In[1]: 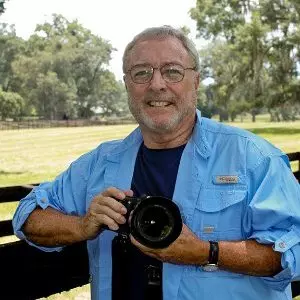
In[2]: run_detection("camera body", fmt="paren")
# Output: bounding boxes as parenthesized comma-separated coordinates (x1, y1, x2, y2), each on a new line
(112, 195, 182, 248)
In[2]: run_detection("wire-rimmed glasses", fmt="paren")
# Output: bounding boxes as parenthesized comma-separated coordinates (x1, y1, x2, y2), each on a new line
(126, 63, 195, 84)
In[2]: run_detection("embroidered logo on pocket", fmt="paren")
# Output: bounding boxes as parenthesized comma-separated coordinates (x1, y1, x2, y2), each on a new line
(215, 175, 239, 184)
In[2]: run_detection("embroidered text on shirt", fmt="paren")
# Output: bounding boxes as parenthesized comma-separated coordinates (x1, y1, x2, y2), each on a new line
(215, 175, 239, 184)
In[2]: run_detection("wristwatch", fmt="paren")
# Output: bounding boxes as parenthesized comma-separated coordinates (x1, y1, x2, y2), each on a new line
(202, 241, 219, 272)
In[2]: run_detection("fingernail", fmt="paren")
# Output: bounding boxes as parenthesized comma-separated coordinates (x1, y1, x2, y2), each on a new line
(112, 224, 119, 231)
(118, 193, 125, 199)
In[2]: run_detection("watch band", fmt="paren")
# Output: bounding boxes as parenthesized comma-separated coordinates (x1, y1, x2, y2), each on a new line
(208, 241, 219, 265)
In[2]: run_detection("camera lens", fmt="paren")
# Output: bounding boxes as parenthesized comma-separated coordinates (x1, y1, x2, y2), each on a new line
(138, 205, 173, 240)
(130, 196, 182, 248)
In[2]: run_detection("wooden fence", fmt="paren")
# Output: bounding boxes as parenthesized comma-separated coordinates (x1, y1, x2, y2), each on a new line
(0, 152, 299, 299)
(0, 118, 135, 130)
(0, 183, 89, 299)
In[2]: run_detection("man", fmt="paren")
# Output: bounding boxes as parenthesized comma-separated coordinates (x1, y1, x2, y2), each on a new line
(13, 26, 300, 300)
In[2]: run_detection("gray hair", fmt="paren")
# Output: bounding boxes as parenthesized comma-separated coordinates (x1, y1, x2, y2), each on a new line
(122, 25, 200, 73)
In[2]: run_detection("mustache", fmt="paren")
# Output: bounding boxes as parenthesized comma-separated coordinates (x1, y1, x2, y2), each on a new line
(144, 92, 176, 103)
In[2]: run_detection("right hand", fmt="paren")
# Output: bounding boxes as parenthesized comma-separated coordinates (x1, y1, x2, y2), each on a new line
(80, 187, 133, 240)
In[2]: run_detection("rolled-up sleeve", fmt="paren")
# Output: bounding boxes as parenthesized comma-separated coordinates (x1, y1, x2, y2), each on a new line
(12, 181, 65, 252)
(12, 149, 97, 252)
(244, 154, 300, 291)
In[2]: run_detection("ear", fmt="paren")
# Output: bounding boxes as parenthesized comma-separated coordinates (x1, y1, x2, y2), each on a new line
(123, 75, 128, 91)
(194, 72, 200, 90)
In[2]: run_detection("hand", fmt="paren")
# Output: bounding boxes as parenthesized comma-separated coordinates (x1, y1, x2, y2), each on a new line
(130, 224, 209, 265)
(81, 187, 133, 240)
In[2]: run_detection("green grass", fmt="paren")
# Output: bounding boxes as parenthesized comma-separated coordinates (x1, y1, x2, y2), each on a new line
(0, 124, 137, 187)
(1, 120, 300, 299)
(1, 121, 300, 188)
(228, 121, 300, 154)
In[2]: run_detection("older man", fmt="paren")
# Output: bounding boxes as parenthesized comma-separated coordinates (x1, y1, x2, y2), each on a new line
(13, 26, 300, 300)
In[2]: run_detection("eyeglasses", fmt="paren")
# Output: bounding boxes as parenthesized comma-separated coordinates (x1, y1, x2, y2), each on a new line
(126, 63, 195, 84)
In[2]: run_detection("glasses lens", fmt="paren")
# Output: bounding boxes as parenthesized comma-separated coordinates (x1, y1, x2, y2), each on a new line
(161, 64, 184, 83)
(130, 65, 153, 83)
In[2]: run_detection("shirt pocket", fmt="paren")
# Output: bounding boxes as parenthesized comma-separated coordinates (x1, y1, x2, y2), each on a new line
(193, 186, 247, 240)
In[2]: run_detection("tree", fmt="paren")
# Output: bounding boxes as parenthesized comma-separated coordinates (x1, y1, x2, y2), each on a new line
(95, 71, 129, 117)
(0, 88, 24, 119)
(190, 0, 249, 42)
(0, 23, 25, 92)
(6, 14, 128, 119)
(190, 0, 300, 121)
(0, 0, 7, 15)
(29, 72, 77, 119)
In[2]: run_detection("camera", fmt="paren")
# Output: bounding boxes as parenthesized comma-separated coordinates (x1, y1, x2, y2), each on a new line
(106, 195, 183, 248)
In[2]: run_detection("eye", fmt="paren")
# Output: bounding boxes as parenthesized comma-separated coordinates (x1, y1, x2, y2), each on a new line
(162, 65, 184, 81)
(133, 69, 151, 78)
(130, 66, 153, 83)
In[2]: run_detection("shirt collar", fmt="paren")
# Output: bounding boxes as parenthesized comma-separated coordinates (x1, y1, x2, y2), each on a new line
(192, 109, 212, 159)
(107, 109, 211, 159)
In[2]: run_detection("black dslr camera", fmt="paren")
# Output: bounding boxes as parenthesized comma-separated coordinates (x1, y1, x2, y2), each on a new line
(107, 195, 182, 248)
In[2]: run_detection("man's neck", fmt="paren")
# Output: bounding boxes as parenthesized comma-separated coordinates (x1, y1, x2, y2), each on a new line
(141, 122, 194, 149)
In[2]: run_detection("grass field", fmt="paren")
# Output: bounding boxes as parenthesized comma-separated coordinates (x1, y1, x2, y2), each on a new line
(1, 120, 300, 189)
(1, 120, 300, 223)
(1, 119, 300, 299)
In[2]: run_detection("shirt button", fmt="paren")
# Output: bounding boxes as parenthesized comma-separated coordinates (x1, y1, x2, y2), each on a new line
(278, 242, 286, 249)
(41, 198, 46, 203)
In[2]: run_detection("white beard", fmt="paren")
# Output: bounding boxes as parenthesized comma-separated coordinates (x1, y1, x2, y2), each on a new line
(127, 95, 196, 133)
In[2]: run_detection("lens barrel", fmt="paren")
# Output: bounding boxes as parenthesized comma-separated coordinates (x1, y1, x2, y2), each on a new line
(130, 196, 182, 248)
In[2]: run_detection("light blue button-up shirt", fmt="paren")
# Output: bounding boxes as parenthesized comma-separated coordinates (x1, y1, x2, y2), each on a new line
(13, 110, 300, 300)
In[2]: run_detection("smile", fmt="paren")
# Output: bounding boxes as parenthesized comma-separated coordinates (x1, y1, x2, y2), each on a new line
(148, 101, 172, 107)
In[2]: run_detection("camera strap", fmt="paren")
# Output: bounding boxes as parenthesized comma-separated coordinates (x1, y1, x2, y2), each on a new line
(144, 264, 162, 300)
(111, 233, 131, 300)
(111, 233, 163, 300)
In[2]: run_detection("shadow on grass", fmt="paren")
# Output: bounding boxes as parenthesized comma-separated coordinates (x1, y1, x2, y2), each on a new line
(248, 127, 300, 135)
(0, 170, 25, 175)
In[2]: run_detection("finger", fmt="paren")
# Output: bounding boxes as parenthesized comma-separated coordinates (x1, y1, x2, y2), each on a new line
(130, 235, 157, 258)
(99, 214, 120, 231)
(124, 189, 134, 197)
(102, 186, 127, 200)
(93, 195, 127, 215)
(130, 235, 143, 248)
(130, 235, 150, 250)
(97, 205, 126, 225)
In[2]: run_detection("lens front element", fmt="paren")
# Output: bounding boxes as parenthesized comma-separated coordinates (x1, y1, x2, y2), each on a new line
(130, 196, 182, 248)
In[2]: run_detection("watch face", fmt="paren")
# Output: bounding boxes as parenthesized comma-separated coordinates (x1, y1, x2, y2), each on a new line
(202, 264, 219, 272)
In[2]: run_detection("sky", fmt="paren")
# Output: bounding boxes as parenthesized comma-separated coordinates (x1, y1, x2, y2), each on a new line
(1, 0, 207, 81)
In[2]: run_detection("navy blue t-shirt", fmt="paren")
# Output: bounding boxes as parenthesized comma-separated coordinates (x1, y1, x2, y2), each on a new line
(128, 142, 186, 300)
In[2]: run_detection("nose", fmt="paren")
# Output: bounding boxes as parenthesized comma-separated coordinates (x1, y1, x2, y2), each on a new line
(149, 69, 167, 92)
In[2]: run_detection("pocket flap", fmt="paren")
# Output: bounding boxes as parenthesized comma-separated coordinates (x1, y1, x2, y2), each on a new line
(196, 188, 247, 212)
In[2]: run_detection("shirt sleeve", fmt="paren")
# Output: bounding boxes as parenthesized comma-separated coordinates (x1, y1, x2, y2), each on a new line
(12, 150, 97, 252)
(244, 154, 300, 291)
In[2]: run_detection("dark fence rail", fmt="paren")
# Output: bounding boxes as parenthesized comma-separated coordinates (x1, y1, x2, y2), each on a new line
(0, 152, 299, 299)
(0, 118, 135, 130)
(0, 183, 89, 299)
(288, 152, 300, 181)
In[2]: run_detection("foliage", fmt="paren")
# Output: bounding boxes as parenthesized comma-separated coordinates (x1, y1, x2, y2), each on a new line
(0, 88, 24, 119)
(191, 0, 300, 121)
(0, 0, 6, 15)
(0, 14, 128, 120)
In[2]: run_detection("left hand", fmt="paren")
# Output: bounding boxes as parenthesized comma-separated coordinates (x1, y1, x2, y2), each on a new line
(130, 224, 209, 265)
